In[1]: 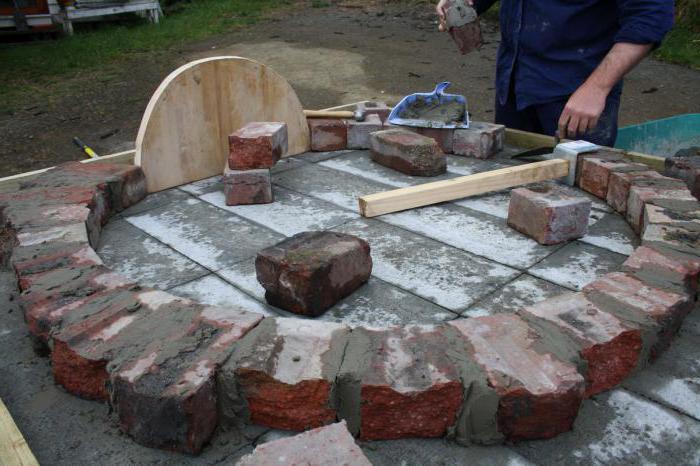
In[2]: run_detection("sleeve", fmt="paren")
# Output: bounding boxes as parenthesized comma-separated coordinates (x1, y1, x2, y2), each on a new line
(473, 0, 500, 16)
(615, 0, 675, 46)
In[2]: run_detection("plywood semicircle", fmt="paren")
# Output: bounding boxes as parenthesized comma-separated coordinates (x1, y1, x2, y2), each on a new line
(135, 56, 311, 193)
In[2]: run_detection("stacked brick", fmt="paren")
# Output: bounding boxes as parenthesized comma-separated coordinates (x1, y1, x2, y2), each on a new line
(225, 122, 288, 206)
(1, 139, 699, 459)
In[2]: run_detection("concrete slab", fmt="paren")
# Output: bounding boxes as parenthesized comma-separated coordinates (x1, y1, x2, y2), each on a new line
(580, 211, 639, 256)
(454, 190, 512, 219)
(97, 218, 208, 290)
(293, 149, 353, 163)
(178, 175, 222, 196)
(447, 155, 514, 176)
(120, 188, 192, 217)
(334, 219, 519, 311)
(199, 186, 357, 237)
(168, 274, 274, 316)
(529, 242, 627, 291)
(217, 259, 266, 301)
(513, 389, 700, 465)
(382, 203, 558, 269)
(125, 197, 284, 271)
(462, 274, 569, 317)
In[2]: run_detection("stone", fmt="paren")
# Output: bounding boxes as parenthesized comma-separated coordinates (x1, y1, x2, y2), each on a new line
(370, 129, 446, 177)
(519, 292, 642, 397)
(583, 272, 693, 361)
(222, 167, 273, 206)
(228, 122, 287, 170)
(236, 421, 371, 466)
(578, 158, 647, 199)
(453, 121, 505, 159)
(357, 101, 391, 123)
(507, 184, 591, 245)
(626, 182, 694, 234)
(256, 231, 372, 316)
(665, 153, 700, 199)
(219, 318, 350, 431)
(607, 170, 667, 214)
(449, 315, 585, 441)
(347, 114, 383, 150)
(622, 245, 700, 294)
(337, 325, 463, 440)
(308, 119, 348, 152)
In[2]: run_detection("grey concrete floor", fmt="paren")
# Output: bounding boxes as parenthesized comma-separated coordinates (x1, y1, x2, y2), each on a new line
(1, 149, 699, 465)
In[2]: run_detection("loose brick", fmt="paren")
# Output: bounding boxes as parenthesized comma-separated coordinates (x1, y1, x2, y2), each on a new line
(370, 129, 446, 176)
(219, 318, 349, 431)
(607, 170, 667, 214)
(228, 122, 288, 170)
(507, 184, 591, 245)
(578, 158, 647, 199)
(337, 325, 463, 440)
(626, 183, 694, 234)
(111, 303, 263, 454)
(256, 231, 372, 316)
(411, 126, 455, 154)
(449, 315, 585, 441)
(357, 101, 391, 123)
(583, 272, 693, 361)
(222, 167, 273, 206)
(519, 293, 642, 397)
(665, 154, 700, 199)
(453, 121, 505, 159)
(445, 1, 482, 55)
(623, 245, 700, 294)
(237, 421, 371, 466)
(347, 114, 383, 150)
(308, 119, 348, 152)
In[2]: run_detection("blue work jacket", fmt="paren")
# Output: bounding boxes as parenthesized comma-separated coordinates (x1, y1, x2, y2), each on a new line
(474, 0, 675, 110)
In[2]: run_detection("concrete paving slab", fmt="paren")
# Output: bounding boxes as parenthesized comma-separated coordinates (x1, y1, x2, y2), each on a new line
(97, 218, 209, 290)
(179, 175, 222, 196)
(168, 274, 274, 316)
(270, 156, 308, 174)
(454, 190, 512, 219)
(125, 196, 284, 271)
(217, 259, 266, 301)
(319, 277, 458, 327)
(685, 307, 700, 337)
(580, 211, 639, 255)
(334, 219, 519, 311)
(293, 149, 353, 163)
(382, 203, 559, 269)
(529, 242, 627, 291)
(447, 155, 515, 176)
(462, 274, 569, 317)
(513, 389, 700, 466)
(120, 188, 192, 217)
(199, 186, 357, 237)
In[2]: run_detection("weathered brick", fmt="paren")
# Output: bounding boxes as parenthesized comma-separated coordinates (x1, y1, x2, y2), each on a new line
(16, 223, 91, 250)
(110, 303, 263, 454)
(449, 315, 585, 441)
(13, 243, 102, 279)
(347, 114, 383, 150)
(519, 293, 642, 397)
(665, 154, 700, 199)
(607, 170, 667, 214)
(237, 421, 371, 466)
(357, 101, 391, 123)
(642, 202, 700, 233)
(256, 231, 372, 316)
(642, 223, 700, 261)
(507, 184, 591, 245)
(337, 325, 463, 440)
(228, 122, 288, 170)
(583, 272, 693, 361)
(411, 126, 455, 154)
(308, 119, 348, 152)
(626, 183, 694, 234)
(370, 129, 446, 176)
(622, 245, 700, 294)
(453, 122, 505, 159)
(445, 0, 482, 55)
(222, 167, 273, 206)
(574, 149, 626, 187)
(219, 318, 349, 431)
(578, 158, 647, 199)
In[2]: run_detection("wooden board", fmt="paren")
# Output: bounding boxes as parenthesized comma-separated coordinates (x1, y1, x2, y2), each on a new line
(135, 56, 310, 193)
(0, 398, 38, 466)
(359, 159, 569, 217)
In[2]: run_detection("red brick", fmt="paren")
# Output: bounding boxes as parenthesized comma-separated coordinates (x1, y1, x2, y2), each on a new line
(607, 170, 667, 214)
(583, 272, 693, 361)
(220, 318, 349, 431)
(222, 167, 273, 206)
(519, 293, 641, 397)
(357, 101, 391, 123)
(370, 129, 446, 176)
(623, 245, 700, 294)
(449, 315, 584, 441)
(256, 231, 372, 316)
(507, 184, 591, 245)
(578, 158, 647, 199)
(237, 421, 371, 466)
(13, 243, 102, 279)
(642, 203, 700, 233)
(445, 1, 482, 54)
(453, 122, 505, 159)
(574, 149, 626, 187)
(308, 119, 348, 152)
(228, 122, 287, 170)
(411, 126, 455, 154)
(337, 325, 463, 440)
(347, 114, 382, 150)
(642, 223, 700, 262)
(626, 183, 694, 234)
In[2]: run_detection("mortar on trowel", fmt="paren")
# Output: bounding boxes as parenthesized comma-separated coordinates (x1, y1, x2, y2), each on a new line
(388, 82, 470, 129)
(445, 0, 482, 55)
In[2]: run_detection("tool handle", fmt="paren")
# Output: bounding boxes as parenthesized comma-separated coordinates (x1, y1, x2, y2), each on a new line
(304, 110, 354, 119)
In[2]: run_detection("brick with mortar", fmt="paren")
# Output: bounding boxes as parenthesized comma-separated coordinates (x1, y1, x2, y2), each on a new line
(607, 170, 667, 214)
(626, 183, 694, 234)
(453, 121, 505, 159)
(622, 245, 700, 295)
(664, 154, 700, 199)
(578, 158, 647, 199)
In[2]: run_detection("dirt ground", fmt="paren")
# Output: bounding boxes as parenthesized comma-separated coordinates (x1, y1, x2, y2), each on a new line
(1, 0, 699, 178)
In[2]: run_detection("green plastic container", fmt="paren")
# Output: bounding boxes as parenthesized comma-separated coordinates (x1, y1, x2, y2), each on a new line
(615, 113, 700, 158)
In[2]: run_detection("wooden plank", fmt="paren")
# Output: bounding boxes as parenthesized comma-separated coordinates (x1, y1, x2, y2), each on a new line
(0, 398, 39, 466)
(627, 150, 665, 171)
(359, 159, 569, 218)
(135, 56, 311, 193)
(505, 128, 558, 149)
(319, 101, 371, 112)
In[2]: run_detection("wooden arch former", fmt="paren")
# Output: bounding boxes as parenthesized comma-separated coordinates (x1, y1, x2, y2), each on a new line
(135, 56, 311, 193)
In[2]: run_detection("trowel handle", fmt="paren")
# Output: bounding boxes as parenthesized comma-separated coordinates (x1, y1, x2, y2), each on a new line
(433, 82, 452, 97)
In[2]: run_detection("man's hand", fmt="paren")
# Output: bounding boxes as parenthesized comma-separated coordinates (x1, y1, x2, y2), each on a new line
(558, 82, 608, 139)
(436, 0, 474, 32)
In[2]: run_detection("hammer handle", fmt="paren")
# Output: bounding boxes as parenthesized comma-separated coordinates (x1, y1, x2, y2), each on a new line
(304, 110, 355, 119)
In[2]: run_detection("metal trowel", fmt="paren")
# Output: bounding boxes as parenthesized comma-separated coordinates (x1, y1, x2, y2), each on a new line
(387, 82, 470, 129)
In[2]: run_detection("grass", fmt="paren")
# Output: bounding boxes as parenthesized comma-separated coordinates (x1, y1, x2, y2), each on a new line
(0, 0, 291, 111)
